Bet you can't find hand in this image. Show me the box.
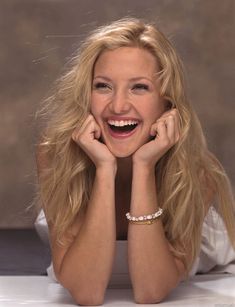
[72,114,116,169]
[133,109,180,168]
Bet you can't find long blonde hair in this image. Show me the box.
[37,17,235,272]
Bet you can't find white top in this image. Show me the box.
[35,206,235,288]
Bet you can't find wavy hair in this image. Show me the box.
[37,17,235,272]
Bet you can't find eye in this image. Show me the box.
[132,83,149,91]
[93,82,111,90]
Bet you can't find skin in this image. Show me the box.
[77,46,180,177]
[43,47,185,305]
[90,47,167,159]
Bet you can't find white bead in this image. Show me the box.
[125,208,163,222]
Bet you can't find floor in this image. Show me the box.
[0,229,51,275]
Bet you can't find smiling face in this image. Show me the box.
[90,46,166,158]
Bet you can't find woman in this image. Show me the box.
[36,18,235,305]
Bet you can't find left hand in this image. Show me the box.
[133,109,180,168]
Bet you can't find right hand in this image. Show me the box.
[72,114,116,169]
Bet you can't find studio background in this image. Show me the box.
[1,0,235,228]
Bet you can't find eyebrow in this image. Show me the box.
[93,75,154,83]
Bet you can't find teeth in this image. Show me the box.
[108,119,138,127]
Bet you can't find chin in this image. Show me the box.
[106,142,142,158]
[103,142,132,157]
[109,148,134,158]
[113,152,133,158]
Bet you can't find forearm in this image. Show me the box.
[58,166,116,302]
[128,164,181,303]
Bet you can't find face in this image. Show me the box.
[91,46,166,158]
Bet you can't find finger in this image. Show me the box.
[72,114,93,141]
[150,120,167,139]
[160,108,176,120]
[173,111,181,141]
[168,109,180,141]
[156,121,168,143]
[79,114,94,135]
[83,115,102,140]
[159,109,173,120]
[92,120,101,140]
[161,109,180,142]
[165,114,175,142]
[79,115,101,142]
[150,122,158,137]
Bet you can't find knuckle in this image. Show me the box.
[72,131,82,144]
[79,135,87,145]
[152,123,158,130]
[176,134,180,142]
[71,132,78,142]
[86,114,93,120]
[88,114,95,123]
[161,138,170,147]
[157,120,165,126]
[169,110,177,118]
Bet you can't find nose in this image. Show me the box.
[108,89,131,114]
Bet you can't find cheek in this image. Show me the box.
[90,103,96,116]
[145,102,164,122]
[90,95,99,117]
[90,92,107,112]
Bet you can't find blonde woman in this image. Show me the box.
[36,18,235,305]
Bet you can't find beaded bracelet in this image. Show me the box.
[126,208,163,225]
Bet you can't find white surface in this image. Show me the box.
[0,275,235,306]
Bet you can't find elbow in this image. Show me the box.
[58,274,105,306]
[134,290,166,304]
[133,277,179,304]
[71,290,105,306]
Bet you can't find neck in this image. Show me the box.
[115,157,132,221]
[116,156,133,182]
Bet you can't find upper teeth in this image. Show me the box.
[108,120,138,127]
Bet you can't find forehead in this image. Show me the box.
[93,47,159,77]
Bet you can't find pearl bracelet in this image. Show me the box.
[126,208,163,224]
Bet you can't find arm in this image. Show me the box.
[128,109,185,303]
[51,166,116,306]
[128,164,185,304]
[38,115,117,305]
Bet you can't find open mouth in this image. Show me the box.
[107,119,139,137]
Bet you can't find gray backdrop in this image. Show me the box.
[1,0,234,228]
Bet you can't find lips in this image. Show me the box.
[105,117,140,139]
